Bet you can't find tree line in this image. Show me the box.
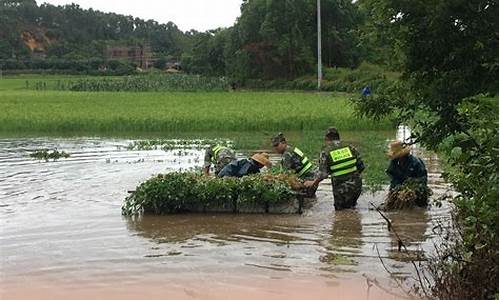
[1,0,388,79]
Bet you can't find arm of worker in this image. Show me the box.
[386,159,404,189]
[203,147,213,175]
[282,151,302,173]
[350,145,365,173]
[412,157,428,184]
[304,151,329,187]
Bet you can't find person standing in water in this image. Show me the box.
[304,128,365,210]
[385,140,429,207]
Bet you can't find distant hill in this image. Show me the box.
[0,0,367,80]
[0,0,191,63]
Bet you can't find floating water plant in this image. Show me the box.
[122,172,306,215]
[29,149,70,161]
[126,139,233,151]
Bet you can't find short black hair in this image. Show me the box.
[325,127,340,141]
[271,132,286,146]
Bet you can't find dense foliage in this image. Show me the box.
[182,0,362,79]
[28,74,230,92]
[351,0,498,298]
[1,0,370,81]
[241,63,396,92]
[0,0,188,60]
[122,172,302,215]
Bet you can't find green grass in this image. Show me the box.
[0,90,391,133]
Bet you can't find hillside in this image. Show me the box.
[0,0,190,62]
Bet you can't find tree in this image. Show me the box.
[352,0,498,298]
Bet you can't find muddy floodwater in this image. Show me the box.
[0,136,451,300]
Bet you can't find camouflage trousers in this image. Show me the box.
[331,174,363,210]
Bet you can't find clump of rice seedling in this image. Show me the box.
[126,139,233,151]
[122,172,301,215]
[29,149,70,161]
[383,178,432,210]
[31,74,231,92]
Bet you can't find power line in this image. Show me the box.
[317,0,322,91]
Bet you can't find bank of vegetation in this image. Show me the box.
[351,0,498,298]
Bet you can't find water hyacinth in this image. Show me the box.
[29,149,70,161]
[126,139,233,151]
[122,172,303,215]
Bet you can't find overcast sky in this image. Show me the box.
[38,0,243,32]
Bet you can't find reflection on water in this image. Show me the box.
[0,136,452,299]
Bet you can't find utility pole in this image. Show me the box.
[317,0,322,90]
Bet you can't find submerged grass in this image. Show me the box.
[0,90,391,133]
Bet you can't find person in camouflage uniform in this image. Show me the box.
[203,144,236,176]
[271,133,318,197]
[304,128,365,210]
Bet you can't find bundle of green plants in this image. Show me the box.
[383,178,432,210]
[122,172,303,215]
[29,149,70,161]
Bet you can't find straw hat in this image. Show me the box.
[251,152,272,168]
[387,141,411,159]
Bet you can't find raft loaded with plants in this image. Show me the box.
[122,172,311,215]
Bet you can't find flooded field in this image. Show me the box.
[0,136,451,300]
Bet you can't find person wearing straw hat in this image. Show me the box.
[203,144,236,176]
[386,140,428,191]
[217,153,272,178]
[304,127,365,210]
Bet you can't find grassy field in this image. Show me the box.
[0,89,391,133]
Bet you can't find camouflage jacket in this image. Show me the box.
[317,141,365,184]
[281,145,316,179]
[204,145,236,171]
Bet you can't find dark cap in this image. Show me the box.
[325,127,340,140]
[271,133,286,146]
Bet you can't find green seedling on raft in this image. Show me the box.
[122,172,303,216]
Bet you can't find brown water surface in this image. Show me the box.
[0,137,451,299]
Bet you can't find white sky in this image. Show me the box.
[38,0,243,32]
